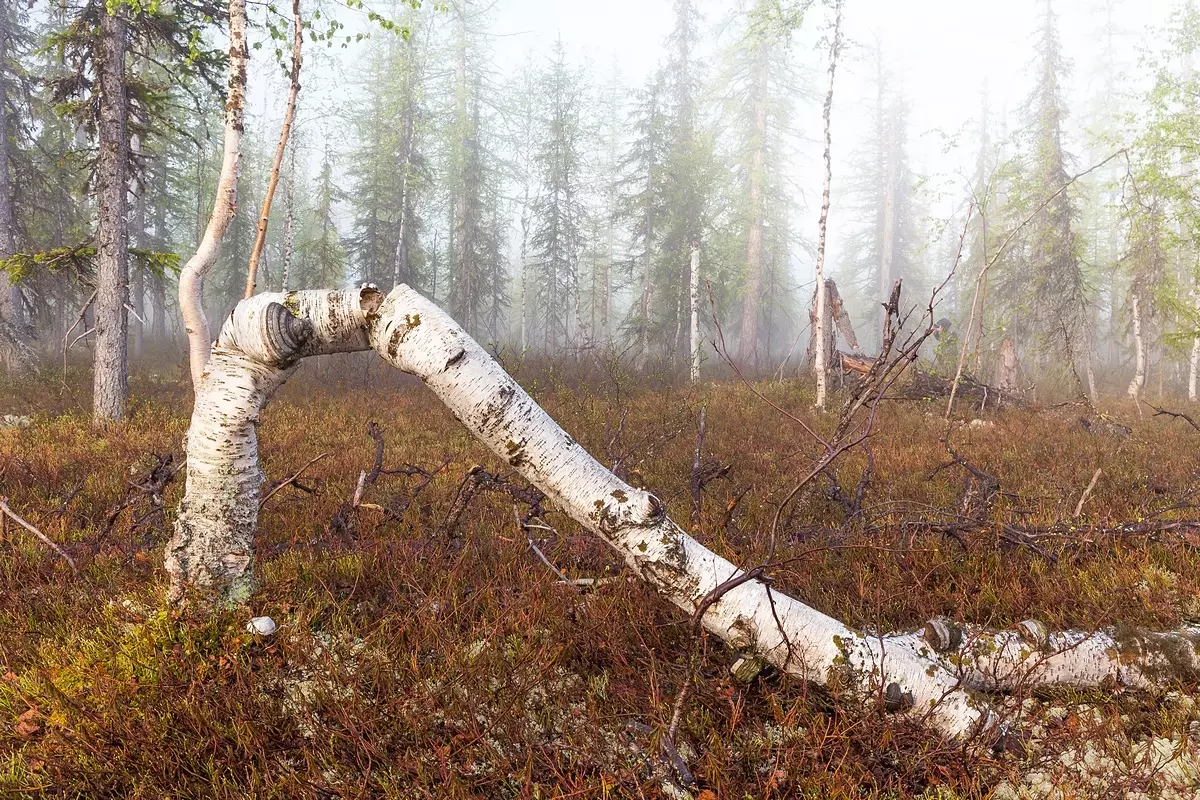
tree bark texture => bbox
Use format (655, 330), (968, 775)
(1128, 291), (1145, 400)
(812, 0), (843, 410)
(93, 7), (130, 423)
(171, 283), (1200, 741)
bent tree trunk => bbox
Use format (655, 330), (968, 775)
(170, 284), (1200, 741)
(178, 0), (248, 388)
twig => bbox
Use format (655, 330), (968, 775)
(1074, 468), (1103, 519)
(260, 452), (330, 510)
(513, 506), (579, 593)
(66, 327), (96, 353)
(0, 497), (79, 574)
(1150, 404), (1200, 432)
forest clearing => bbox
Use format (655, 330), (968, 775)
(5, 0), (1200, 795)
(2, 362), (1200, 798)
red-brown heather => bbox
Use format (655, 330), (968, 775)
(3, 358), (1200, 798)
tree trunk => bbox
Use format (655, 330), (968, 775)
(281, 134), (294, 292)
(0, 0), (21, 373)
(689, 244), (700, 383)
(245, 0), (301, 300)
(170, 282), (1200, 742)
(737, 39), (768, 369)
(812, 0), (842, 411)
(93, 7), (130, 423)
(151, 165), (168, 345)
(1190, 279), (1199, 402)
(179, 0), (247, 388)
(131, 126), (146, 361)
(1128, 290), (1145, 400)
(996, 337), (1021, 395)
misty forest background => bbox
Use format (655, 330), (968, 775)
(2, 0), (1200, 399)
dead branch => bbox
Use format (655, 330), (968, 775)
(1150, 404), (1200, 432)
(1073, 468), (1103, 519)
(260, 452), (330, 510)
(0, 496), (79, 574)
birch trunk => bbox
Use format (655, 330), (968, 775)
(244, 0), (302, 300)
(281, 136), (294, 292)
(1190, 279), (1199, 402)
(689, 244), (700, 383)
(166, 288), (382, 602)
(812, 0), (843, 411)
(172, 282), (1200, 740)
(93, 7), (130, 423)
(179, 0), (247, 388)
(1128, 291), (1145, 400)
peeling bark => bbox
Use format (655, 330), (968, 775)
(173, 282), (1200, 740)
(166, 288), (381, 603)
(1128, 291), (1145, 401)
(172, 283), (983, 738)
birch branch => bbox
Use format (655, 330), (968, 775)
(244, 0), (303, 299)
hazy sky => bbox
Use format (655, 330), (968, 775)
(249, 0), (1185, 292)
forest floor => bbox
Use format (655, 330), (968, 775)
(2, 357), (1200, 798)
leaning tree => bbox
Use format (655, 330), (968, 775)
(166, 283), (1200, 742)
(162, 0), (1200, 746)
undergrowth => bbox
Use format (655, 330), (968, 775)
(2, 360), (1200, 797)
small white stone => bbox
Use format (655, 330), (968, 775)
(247, 616), (277, 636)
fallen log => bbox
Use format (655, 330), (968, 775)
(837, 354), (1026, 409)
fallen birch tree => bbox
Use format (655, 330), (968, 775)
(168, 284), (1200, 741)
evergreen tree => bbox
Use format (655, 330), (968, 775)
(998, 0), (1089, 389)
(529, 38), (588, 353)
(294, 148), (347, 289)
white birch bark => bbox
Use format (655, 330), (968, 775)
(812, 0), (843, 411)
(178, 0), (247, 388)
(1189, 279), (1199, 402)
(1128, 291), (1145, 400)
(166, 288), (382, 603)
(281, 135), (294, 292)
(689, 245), (700, 384)
(173, 286), (988, 736)
(171, 282), (1200, 740)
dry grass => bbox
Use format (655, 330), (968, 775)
(2, 358), (1200, 798)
